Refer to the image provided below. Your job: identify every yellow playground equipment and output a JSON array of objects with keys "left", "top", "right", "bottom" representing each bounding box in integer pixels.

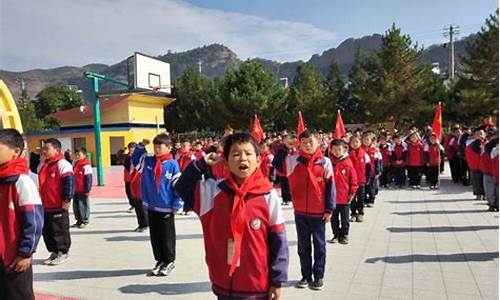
[{"left": 0, "top": 80, "right": 23, "bottom": 133}]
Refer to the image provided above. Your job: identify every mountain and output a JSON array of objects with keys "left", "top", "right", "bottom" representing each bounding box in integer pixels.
[{"left": 0, "top": 34, "right": 472, "bottom": 101}]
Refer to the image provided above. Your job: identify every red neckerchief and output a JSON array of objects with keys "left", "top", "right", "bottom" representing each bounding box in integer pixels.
[
  {"left": 155, "top": 153, "right": 172, "bottom": 189},
  {"left": 0, "top": 157, "right": 29, "bottom": 178},
  {"left": 224, "top": 168, "right": 272, "bottom": 277},
  {"left": 299, "top": 147, "right": 324, "bottom": 196},
  {"left": 39, "top": 153, "right": 64, "bottom": 188}
]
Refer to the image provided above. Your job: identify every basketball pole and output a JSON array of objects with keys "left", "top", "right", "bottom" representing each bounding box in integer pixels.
[{"left": 84, "top": 71, "right": 130, "bottom": 186}]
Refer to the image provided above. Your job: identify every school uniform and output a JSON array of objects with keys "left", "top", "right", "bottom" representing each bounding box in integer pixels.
[
  {"left": 73, "top": 158, "right": 92, "bottom": 225},
  {"left": 406, "top": 141, "right": 424, "bottom": 187},
  {"left": 446, "top": 135, "right": 462, "bottom": 183},
  {"left": 481, "top": 139, "right": 498, "bottom": 208},
  {"left": 459, "top": 133, "right": 471, "bottom": 185},
  {"left": 490, "top": 146, "right": 499, "bottom": 209},
  {"left": 141, "top": 154, "right": 183, "bottom": 266},
  {"left": 330, "top": 154, "right": 358, "bottom": 241},
  {"left": 0, "top": 158, "right": 44, "bottom": 300},
  {"left": 176, "top": 151, "right": 196, "bottom": 173},
  {"left": 123, "top": 153, "right": 135, "bottom": 208},
  {"left": 391, "top": 142, "right": 407, "bottom": 187},
  {"left": 379, "top": 143, "right": 392, "bottom": 187},
  {"left": 272, "top": 145, "right": 296, "bottom": 205},
  {"left": 423, "top": 142, "right": 443, "bottom": 187},
  {"left": 260, "top": 150, "right": 275, "bottom": 182},
  {"left": 175, "top": 159, "right": 289, "bottom": 299},
  {"left": 38, "top": 153, "right": 74, "bottom": 255},
  {"left": 466, "top": 138, "right": 485, "bottom": 197},
  {"left": 130, "top": 144, "right": 149, "bottom": 229},
  {"left": 348, "top": 148, "right": 371, "bottom": 216},
  {"left": 364, "top": 146, "right": 382, "bottom": 204},
  {"left": 277, "top": 148, "right": 335, "bottom": 281}
]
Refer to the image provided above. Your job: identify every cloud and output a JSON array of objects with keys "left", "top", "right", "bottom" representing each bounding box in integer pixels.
[{"left": 0, "top": 0, "right": 337, "bottom": 71}]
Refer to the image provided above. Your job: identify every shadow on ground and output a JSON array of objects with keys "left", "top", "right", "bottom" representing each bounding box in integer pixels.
[
  {"left": 105, "top": 233, "right": 203, "bottom": 242},
  {"left": 34, "top": 269, "right": 150, "bottom": 281},
  {"left": 365, "top": 252, "right": 499, "bottom": 264},
  {"left": 386, "top": 225, "right": 498, "bottom": 233},
  {"left": 119, "top": 282, "right": 211, "bottom": 295},
  {"left": 392, "top": 209, "right": 492, "bottom": 216}
]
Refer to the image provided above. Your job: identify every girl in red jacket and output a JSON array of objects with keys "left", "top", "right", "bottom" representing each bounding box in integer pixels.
[
  {"left": 348, "top": 136, "right": 371, "bottom": 222},
  {"left": 423, "top": 133, "right": 443, "bottom": 189},
  {"left": 328, "top": 139, "right": 358, "bottom": 245},
  {"left": 406, "top": 132, "right": 424, "bottom": 189}
]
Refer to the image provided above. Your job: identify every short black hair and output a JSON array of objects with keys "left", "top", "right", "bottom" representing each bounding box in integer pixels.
[
  {"left": 330, "top": 139, "right": 345, "bottom": 147},
  {"left": 298, "top": 129, "right": 318, "bottom": 140},
  {"left": 153, "top": 133, "right": 173, "bottom": 146},
  {"left": 127, "top": 141, "right": 137, "bottom": 148},
  {"left": 194, "top": 141, "right": 203, "bottom": 146},
  {"left": 75, "top": 147, "right": 87, "bottom": 155},
  {"left": 0, "top": 128, "right": 24, "bottom": 152},
  {"left": 44, "top": 138, "right": 62, "bottom": 150},
  {"left": 223, "top": 132, "right": 261, "bottom": 160}
]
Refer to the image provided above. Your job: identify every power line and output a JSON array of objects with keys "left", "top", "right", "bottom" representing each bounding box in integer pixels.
[{"left": 443, "top": 24, "right": 460, "bottom": 80}]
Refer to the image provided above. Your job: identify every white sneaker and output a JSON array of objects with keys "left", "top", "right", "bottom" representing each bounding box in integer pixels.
[
  {"left": 158, "top": 262, "right": 175, "bottom": 276},
  {"left": 49, "top": 252, "right": 69, "bottom": 265},
  {"left": 148, "top": 261, "right": 163, "bottom": 276},
  {"left": 43, "top": 252, "right": 58, "bottom": 265}
]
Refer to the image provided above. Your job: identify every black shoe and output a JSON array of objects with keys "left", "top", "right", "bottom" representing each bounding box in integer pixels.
[
  {"left": 309, "top": 278, "right": 324, "bottom": 290},
  {"left": 366, "top": 203, "right": 373, "bottom": 208},
  {"left": 295, "top": 278, "right": 310, "bottom": 289},
  {"left": 488, "top": 206, "right": 496, "bottom": 212},
  {"left": 327, "top": 237, "right": 338, "bottom": 244},
  {"left": 339, "top": 237, "right": 349, "bottom": 244},
  {"left": 137, "top": 226, "right": 148, "bottom": 232}
]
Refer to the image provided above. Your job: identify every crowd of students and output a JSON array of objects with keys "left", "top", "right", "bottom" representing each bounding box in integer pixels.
[{"left": 1, "top": 120, "right": 498, "bottom": 299}]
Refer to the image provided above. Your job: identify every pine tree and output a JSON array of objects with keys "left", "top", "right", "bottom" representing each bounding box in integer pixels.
[
  {"left": 324, "top": 60, "right": 346, "bottom": 126},
  {"left": 455, "top": 9, "right": 499, "bottom": 124}
]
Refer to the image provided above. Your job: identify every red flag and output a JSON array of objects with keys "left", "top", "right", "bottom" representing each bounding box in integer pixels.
[
  {"left": 432, "top": 102, "right": 442, "bottom": 140},
  {"left": 250, "top": 115, "right": 264, "bottom": 143},
  {"left": 334, "top": 110, "right": 346, "bottom": 139},
  {"left": 297, "top": 111, "right": 306, "bottom": 138}
]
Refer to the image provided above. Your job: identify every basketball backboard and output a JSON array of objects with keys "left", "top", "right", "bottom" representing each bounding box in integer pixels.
[{"left": 127, "top": 52, "right": 171, "bottom": 94}]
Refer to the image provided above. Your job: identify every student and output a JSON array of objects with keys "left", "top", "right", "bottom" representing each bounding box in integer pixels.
[
  {"left": 379, "top": 135, "right": 392, "bottom": 188},
  {"left": 38, "top": 138, "right": 74, "bottom": 265},
  {"left": 423, "top": 133, "right": 443, "bottom": 189},
  {"left": 362, "top": 133, "right": 382, "bottom": 206},
  {"left": 480, "top": 129, "right": 498, "bottom": 211},
  {"left": 123, "top": 142, "right": 137, "bottom": 213},
  {"left": 391, "top": 134, "right": 407, "bottom": 188},
  {"left": 130, "top": 139, "right": 150, "bottom": 232},
  {"left": 0, "top": 129, "right": 44, "bottom": 300},
  {"left": 490, "top": 143, "right": 499, "bottom": 211},
  {"left": 406, "top": 132, "right": 424, "bottom": 189},
  {"left": 272, "top": 133, "right": 296, "bottom": 206},
  {"left": 140, "top": 134, "right": 183, "bottom": 276},
  {"left": 328, "top": 139, "right": 358, "bottom": 245},
  {"left": 275, "top": 130, "right": 334, "bottom": 290},
  {"left": 348, "top": 136, "right": 371, "bottom": 222},
  {"left": 175, "top": 132, "right": 288, "bottom": 299},
  {"left": 466, "top": 127, "right": 486, "bottom": 200},
  {"left": 459, "top": 127, "right": 472, "bottom": 185},
  {"left": 259, "top": 138, "right": 275, "bottom": 182},
  {"left": 193, "top": 141, "right": 206, "bottom": 159},
  {"left": 446, "top": 126, "right": 462, "bottom": 183},
  {"left": 72, "top": 148, "right": 93, "bottom": 228},
  {"left": 175, "top": 140, "right": 196, "bottom": 172}
]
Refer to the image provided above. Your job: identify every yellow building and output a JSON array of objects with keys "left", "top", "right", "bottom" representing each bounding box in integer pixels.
[
  {"left": 26, "top": 93, "right": 173, "bottom": 167},
  {"left": 0, "top": 80, "right": 23, "bottom": 132}
]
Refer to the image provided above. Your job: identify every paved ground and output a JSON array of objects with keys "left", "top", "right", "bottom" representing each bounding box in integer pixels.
[{"left": 33, "top": 168, "right": 499, "bottom": 300}]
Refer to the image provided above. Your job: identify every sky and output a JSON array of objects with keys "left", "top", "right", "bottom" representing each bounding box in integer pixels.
[{"left": 0, "top": 0, "right": 497, "bottom": 71}]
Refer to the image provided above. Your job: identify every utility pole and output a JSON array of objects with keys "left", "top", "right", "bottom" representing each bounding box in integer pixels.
[
  {"left": 198, "top": 60, "right": 202, "bottom": 74},
  {"left": 443, "top": 24, "right": 460, "bottom": 80}
]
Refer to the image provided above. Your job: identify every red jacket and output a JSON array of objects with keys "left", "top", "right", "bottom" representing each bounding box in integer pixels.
[
  {"left": 0, "top": 159, "right": 44, "bottom": 267},
  {"left": 123, "top": 154, "right": 133, "bottom": 183},
  {"left": 406, "top": 141, "right": 423, "bottom": 167},
  {"left": 349, "top": 147, "right": 371, "bottom": 184},
  {"left": 38, "top": 155, "right": 74, "bottom": 211},
  {"left": 194, "top": 150, "right": 205, "bottom": 160},
  {"left": 175, "top": 160, "right": 289, "bottom": 298},
  {"left": 176, "top": 151, "right": 196, "bottom": 172},
  {"left": 466, "top": 139, "right": 483, "bottom": 172},
  {"left": 283, "top": 152, "right": 335, "bottom": 217},
  {"left": 391, "top": 143, "right": 407, "bottom": 168},
  {"left": 480, "top": 146, "right": 493, "bottom": 176},
  {"left": 424, "top": 143, "right": 442, "bottom": 167},
  {"left": 491, "top": 147, "right": 499, "bottom": 185},
  {"left": 330, "top": 154, "right": 358, "bottom": 205},
  {"left": 379, "top": 143, "right": 392, "bottom": 168},
  {"left": 74, "top": 158, "right": 92, "bottom": 194},
  {"left": 260, "top": 151, "right": 274, "bottom": 179}
]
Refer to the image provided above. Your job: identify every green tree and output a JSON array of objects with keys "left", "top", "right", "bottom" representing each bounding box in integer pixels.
[
  {"left": 455, "top": 9, "right": 499, "bottom": 124},
  {"left": 288, "top": 63, "right": 327, "bottom": 129},
  {"left": 219, "top": 59, "right": 287, "bottom": 130},
  {"left": 17, "top": 83, "right": 45, "bottom": 131},
  {"left": 324, "top": 60, "right": 346, "bottom": 125},
  {"left": 35, "top": 85, "right": 84, "bottom": 129}
]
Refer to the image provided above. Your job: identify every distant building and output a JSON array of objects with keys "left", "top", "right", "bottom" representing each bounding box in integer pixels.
[{"left": 25, "top": 93, "right": 174, "bottom": 167}]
